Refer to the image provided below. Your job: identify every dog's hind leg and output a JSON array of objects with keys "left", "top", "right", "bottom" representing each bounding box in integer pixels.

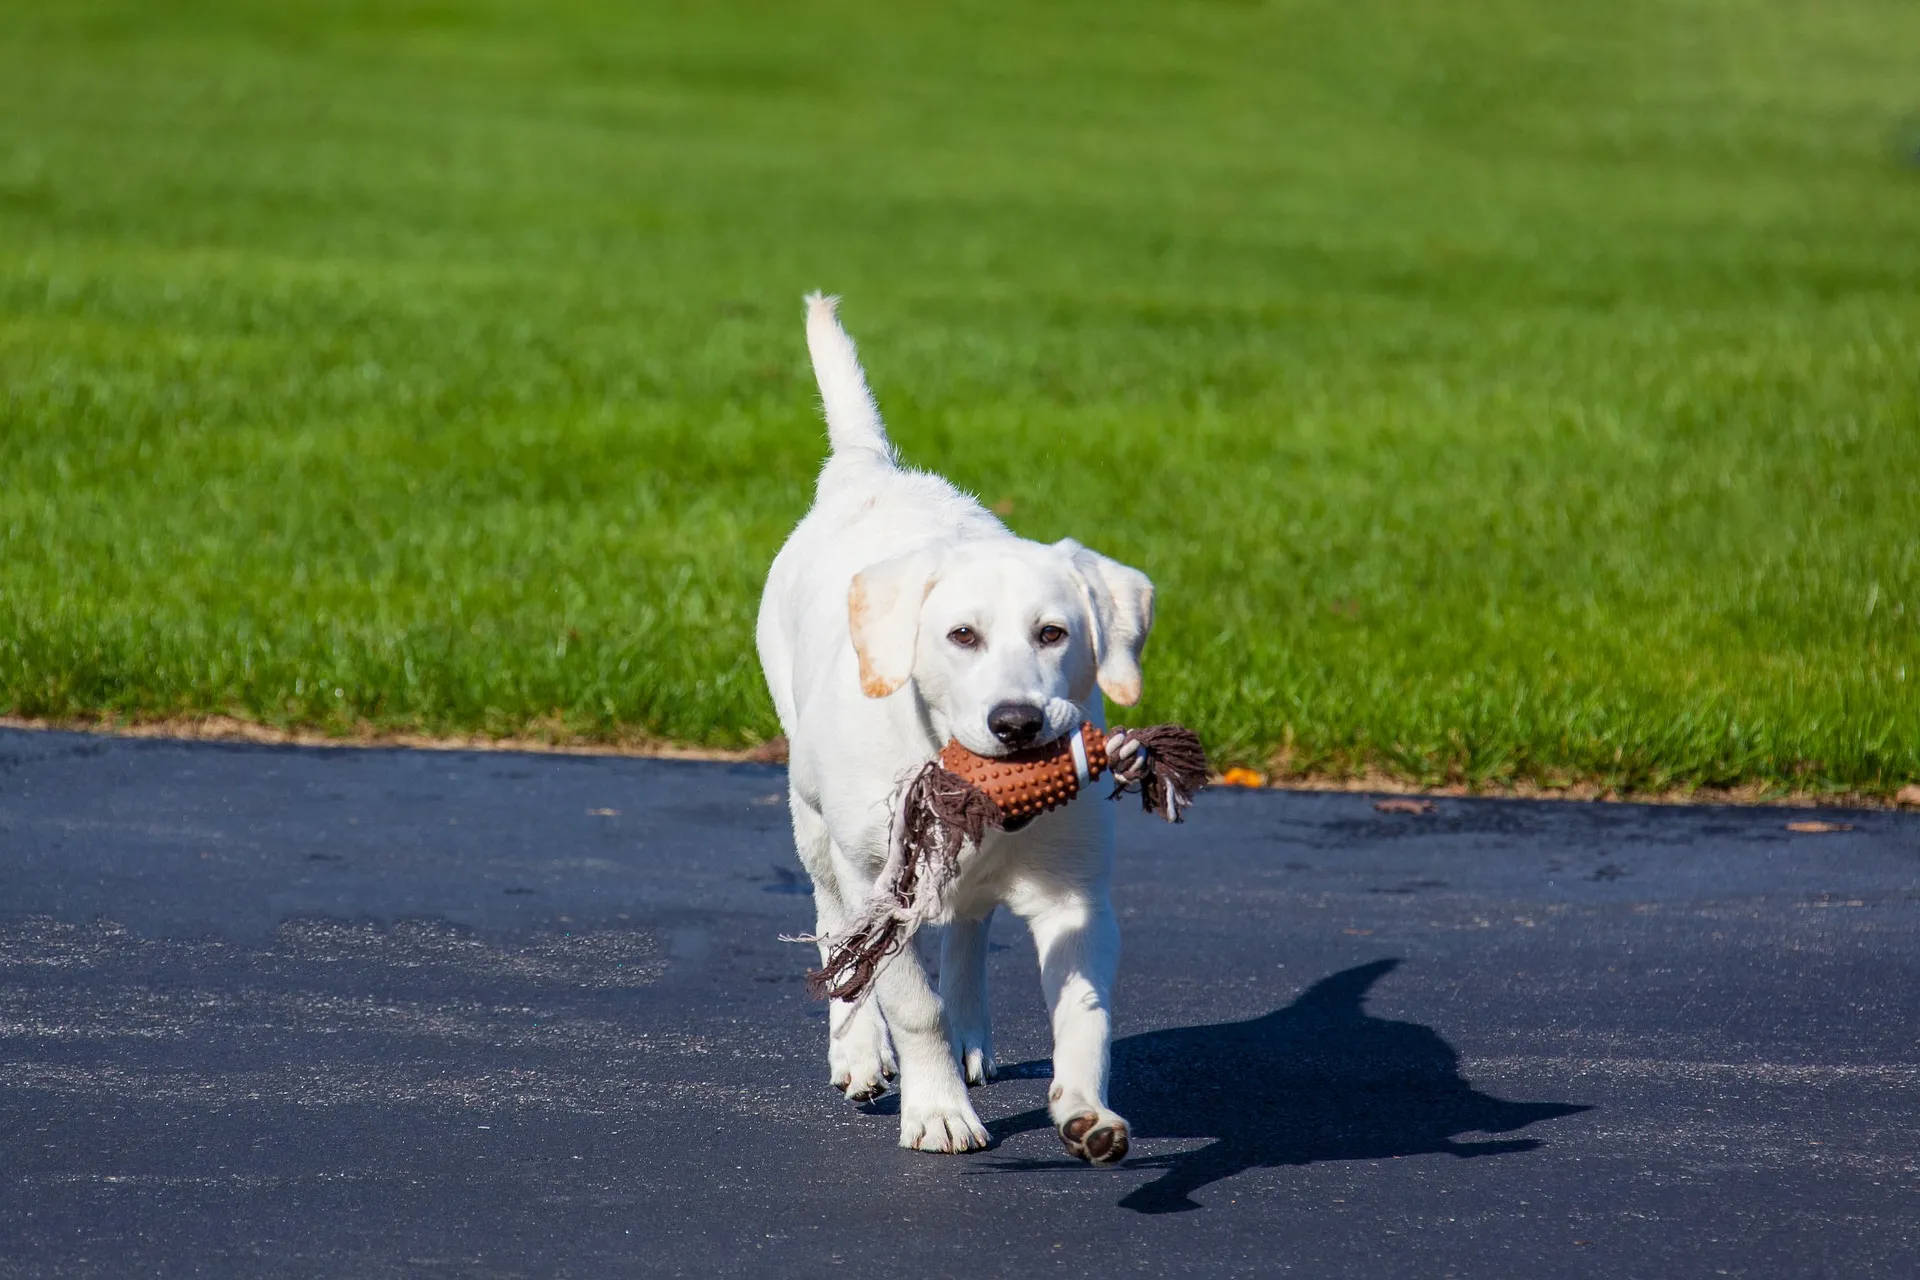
[
  {"left": 941, "top": 912, "right": 996, "bottom": 1086},
  {"left": 790, "top": 797, "right": 896, "bottom": 1101},
  {"left": 1025, "top": 895, "right": 1130, "bottom": 1165}
]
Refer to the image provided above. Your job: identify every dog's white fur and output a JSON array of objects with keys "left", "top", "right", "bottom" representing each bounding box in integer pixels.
[{"left": 756, "top": 294, "right": 1155, "bottom": 1156}]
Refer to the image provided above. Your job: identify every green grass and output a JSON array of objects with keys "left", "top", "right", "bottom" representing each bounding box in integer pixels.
[{"left": 2, "top": 0, "right": 1918, "bottom": 793}]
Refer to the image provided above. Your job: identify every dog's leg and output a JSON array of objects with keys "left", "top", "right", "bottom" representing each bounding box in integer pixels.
[
  {"left": 865, "top": 919, "right": 988, "bottom": 1153},
  {"left": 791, "top": 798, "right": 896, "bottom": 1101},
  {"left": 1026, "top": 896, "right": 1130, "bottom": 1165},
  {"left": 940, "top": 912, "right": 996, "bottom": 1086}
]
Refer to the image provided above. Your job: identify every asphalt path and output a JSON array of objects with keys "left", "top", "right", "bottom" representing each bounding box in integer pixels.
[{"left": 1, "top": 727, "right": 1916, "bottom": 1276}]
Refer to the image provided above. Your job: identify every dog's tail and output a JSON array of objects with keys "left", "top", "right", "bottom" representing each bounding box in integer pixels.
[{"left": 805, "top": 292, "right": 896, "bottom": 466}]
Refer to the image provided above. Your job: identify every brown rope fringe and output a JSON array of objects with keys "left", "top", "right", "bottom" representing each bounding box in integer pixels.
[
  {"left": 803, "top": 761, "right": 1002, "bottom": 1001},
  {"left": 1110, "top": 724, "right": 1210, "bottom": 822},
  {"left": 806, "top": 725, "right": 1208, "bottom": 1003}
]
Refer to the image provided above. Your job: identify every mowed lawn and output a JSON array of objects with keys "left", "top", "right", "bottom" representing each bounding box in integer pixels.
[{"left": 2, "top": 0, "right": 1917, "bottom": 793}]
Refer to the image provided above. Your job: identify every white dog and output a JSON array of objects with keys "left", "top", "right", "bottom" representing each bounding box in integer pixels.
[{"left": 756, "top": 295, "right": 1156, "bottom": 1163}]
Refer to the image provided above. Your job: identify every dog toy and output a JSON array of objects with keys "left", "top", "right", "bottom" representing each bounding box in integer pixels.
[{"left": 806, "top": 722, "right": 1209, "bottom": 1002}]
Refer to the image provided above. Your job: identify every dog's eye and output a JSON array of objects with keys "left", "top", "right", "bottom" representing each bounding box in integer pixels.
[
  {"left": 1036, "top": 624, "right": 1068, "bottom": 646},
  {"left": 947, "top": 626, "right": 979, "bottom": 648}
]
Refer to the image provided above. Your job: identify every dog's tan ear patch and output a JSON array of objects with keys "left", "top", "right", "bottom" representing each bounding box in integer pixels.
[
  {"left": 1100, "top": 670, "right": 1144, "bottom": 707},
  {"left": 849, "top": 577, "right": 904, "bottom": 697},
  {"left": 848, "top": 549, "right": 940, "bottom": 699}
]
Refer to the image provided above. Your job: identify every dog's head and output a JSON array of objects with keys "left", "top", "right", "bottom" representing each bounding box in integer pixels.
[{"left": 848, "top": 537, "right": 1154, "bottom": 756}]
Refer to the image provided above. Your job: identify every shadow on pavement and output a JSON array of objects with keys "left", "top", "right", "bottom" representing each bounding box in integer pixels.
[{"left": 985, "top": 959, "right": 1588, "bottom": 1214}]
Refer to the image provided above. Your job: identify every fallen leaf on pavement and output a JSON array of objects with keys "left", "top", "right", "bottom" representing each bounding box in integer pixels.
[
  {"left": 1786, "top": 820, "right": 1851, "bottom": 833},
  {"left": 588, "top": 808, "right": 620, "bottom": 817},
  {"left": 1375, "top": 798, "right": 1436, "bottom": 814}
]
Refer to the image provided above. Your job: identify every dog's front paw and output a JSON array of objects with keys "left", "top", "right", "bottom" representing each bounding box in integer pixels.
[
  {"left": 899, "top": 1099, "right": 989, "bottom": 1153},
  {"left": 1057, "top": 1108, "right": 1130, "bottom": 1166},
  {"left": 829, "top": 1003, "right": 897, "bottom": 1103}
]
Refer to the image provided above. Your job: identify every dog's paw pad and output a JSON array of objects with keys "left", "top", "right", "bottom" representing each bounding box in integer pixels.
[{"left": 1058, "top": 1111, "right": 1130, "bottom": 1166}]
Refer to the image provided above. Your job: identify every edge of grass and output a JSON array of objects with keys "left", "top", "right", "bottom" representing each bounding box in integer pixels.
[{"left": 9, "top": 714, "right": 1912, "bottom": 813}]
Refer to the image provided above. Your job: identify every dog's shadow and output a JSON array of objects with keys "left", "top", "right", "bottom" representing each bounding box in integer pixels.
[{"left": 984, "top": 959, "right": 1588, "bottom": 1214}]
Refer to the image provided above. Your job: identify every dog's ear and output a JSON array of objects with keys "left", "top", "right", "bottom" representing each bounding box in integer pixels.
[
  {"left": 848, "top": 549, "right": 941, "bottom": 698},
  {"left": 1057, "top": 539, "right": 1155, "bottom": 706}
]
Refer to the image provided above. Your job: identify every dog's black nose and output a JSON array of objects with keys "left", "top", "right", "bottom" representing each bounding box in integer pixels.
[{"left": 988, "top": 702, "right": 1046, "bottom": 747}]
